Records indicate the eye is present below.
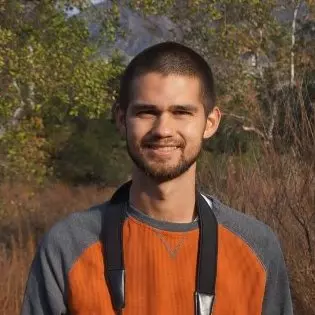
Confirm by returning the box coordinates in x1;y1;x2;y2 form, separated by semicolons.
174;110;192;116
136;110;157;117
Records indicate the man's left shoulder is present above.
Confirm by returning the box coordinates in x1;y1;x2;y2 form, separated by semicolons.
202;194;284;269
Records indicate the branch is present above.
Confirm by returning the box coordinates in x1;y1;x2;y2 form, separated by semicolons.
222;112;267;140
222;111;254;124
242;125;267;140
291;205;314;261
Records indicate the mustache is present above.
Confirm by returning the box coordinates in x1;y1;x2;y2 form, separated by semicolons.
141;136;184;148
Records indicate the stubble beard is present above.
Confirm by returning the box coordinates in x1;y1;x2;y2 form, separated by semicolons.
126;138;202;183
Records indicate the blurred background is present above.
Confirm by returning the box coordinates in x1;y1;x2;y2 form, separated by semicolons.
0;0;314;314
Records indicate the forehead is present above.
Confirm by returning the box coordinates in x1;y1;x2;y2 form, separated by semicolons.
131;73;202;107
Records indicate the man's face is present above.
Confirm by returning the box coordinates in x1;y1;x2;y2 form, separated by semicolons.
120;73;217;182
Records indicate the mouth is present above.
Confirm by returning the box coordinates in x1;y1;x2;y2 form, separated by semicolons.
144;144;181;155
151;147;179;153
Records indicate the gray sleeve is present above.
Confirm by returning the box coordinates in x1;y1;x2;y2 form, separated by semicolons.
21;235;68;315
208;196;294;314
20;207;103;315
262;237;293;315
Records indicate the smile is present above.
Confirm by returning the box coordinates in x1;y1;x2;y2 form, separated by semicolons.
150;146;179;152
145;145;180;155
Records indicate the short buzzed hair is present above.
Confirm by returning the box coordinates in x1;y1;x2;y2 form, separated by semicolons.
118;41;216;114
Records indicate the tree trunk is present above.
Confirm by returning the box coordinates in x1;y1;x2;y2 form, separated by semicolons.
291;0;302;87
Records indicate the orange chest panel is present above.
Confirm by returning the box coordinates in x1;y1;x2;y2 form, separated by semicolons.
68;219;266;315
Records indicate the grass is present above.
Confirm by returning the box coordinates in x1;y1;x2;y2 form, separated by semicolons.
198;149;315;314
0;150;314;314
0;182;115;315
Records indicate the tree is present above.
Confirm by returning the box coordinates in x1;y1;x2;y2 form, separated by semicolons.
0;0;124;181
127;0;314;151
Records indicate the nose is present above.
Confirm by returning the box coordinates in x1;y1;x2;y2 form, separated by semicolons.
151;113;173;138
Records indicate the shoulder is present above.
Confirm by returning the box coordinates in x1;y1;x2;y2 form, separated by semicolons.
203;194;284;271
37;202;108;271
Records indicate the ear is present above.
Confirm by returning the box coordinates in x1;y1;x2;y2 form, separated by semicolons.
203;106;221;139
114;104;127;138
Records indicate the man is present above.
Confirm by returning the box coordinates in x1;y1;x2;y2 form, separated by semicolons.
22;42;293;315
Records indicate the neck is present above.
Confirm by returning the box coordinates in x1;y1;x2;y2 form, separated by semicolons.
129;165;197;223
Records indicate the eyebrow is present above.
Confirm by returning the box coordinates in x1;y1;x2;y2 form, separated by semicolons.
130;103;157;112
169;105;198;113
130;103;198;113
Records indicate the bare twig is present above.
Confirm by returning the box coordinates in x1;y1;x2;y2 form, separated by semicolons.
222;111;267;140
242;125;267;139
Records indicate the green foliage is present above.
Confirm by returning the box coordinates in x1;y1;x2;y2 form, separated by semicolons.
52;117;131;185
128;0;176;15
0;0;124;182
0;0;314;183
0;118;50;183
100;3;124;43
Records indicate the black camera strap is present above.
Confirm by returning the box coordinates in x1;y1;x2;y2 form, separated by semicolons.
101;181;218;315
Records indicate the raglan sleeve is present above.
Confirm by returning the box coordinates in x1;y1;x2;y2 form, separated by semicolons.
262;232;293;315
21;231;68;315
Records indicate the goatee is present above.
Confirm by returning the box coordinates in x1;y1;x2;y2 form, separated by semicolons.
126;140;201;183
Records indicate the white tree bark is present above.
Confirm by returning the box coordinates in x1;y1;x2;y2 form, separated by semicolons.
27;45;35;111
223;112;267;140
12;80;26;125
267;99;277;141
291;0;302;87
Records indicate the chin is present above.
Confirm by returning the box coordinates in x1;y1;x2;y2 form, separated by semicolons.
142;162;195;182
129;146;199;182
